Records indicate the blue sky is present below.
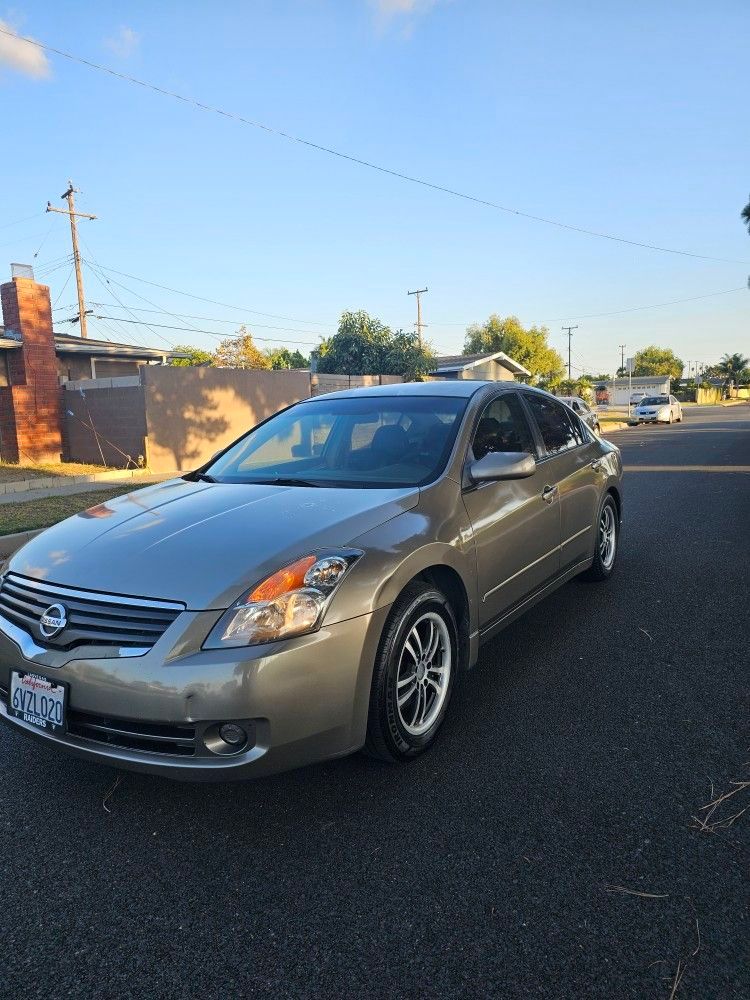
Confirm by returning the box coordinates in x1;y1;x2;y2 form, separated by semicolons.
1;0;748;375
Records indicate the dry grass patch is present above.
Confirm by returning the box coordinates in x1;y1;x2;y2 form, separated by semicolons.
0;486;134;536
0;461;108;485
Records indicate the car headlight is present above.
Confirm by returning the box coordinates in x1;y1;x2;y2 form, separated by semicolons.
203;550;362;648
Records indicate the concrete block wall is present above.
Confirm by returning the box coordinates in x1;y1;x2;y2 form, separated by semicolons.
62;380;147;468
62;369;406;472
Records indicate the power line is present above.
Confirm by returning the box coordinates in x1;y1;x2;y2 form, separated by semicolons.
540;286;748;322
83;260;333;326
0;212;42;232
52;267;75;309
86;261;206;337
1;24;747;266
426;285;748;328
91;314;320;346
83;259;176;350
74;301;334;336
0;231;49;250
36;253;74;273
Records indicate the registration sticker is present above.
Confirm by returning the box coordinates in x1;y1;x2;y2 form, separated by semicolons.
8;671;67;735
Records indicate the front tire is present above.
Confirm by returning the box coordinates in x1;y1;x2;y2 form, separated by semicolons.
365;582;458;762
581;494;619;582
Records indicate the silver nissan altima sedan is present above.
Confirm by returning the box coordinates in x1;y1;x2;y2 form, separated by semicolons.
0;381;622;780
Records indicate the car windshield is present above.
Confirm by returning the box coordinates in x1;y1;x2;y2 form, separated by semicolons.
640;396;669;405
202;395;468;488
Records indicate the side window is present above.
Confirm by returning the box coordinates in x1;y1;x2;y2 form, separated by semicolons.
570;400;581;412
523;394;584;455
578;398;590;413
471;394;536;460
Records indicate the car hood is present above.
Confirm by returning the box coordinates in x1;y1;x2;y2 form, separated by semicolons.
9;479;419;610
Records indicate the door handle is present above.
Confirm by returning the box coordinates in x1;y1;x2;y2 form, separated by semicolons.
541;485;557;504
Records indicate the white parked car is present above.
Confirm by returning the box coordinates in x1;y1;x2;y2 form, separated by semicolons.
558;396;601;434
632;395;683;424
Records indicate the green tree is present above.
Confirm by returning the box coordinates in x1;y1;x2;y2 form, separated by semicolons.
464;315;565;384
632;345;684;379
213;326;271;369
266;347;309;369
716;352;750;384
169;344;214;367
742;195;750;234
555;376;594;403
315;310;435;381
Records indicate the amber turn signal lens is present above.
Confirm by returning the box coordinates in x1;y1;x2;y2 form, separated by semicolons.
247;555;317;603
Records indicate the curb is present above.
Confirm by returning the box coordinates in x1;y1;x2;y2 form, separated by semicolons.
0;469;179;497
0;528;42;557
599;422;630;434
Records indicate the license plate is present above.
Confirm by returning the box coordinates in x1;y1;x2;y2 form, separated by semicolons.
8;671;67;734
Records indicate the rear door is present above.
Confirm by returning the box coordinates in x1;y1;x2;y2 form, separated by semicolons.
520;392;601;572
462;391;561;628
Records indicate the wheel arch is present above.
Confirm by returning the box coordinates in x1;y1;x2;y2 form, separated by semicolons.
606;484;622;522
412;564;472;671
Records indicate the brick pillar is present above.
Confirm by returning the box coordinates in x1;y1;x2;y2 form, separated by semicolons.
0;276;62;463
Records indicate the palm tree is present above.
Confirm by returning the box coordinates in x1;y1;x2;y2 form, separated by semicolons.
717;352;750;385
743;196;750;234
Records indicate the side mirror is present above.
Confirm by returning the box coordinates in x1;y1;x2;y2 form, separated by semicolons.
470;451;536;483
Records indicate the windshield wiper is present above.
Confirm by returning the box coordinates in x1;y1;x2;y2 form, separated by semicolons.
254;477;321;488
193;472;217;483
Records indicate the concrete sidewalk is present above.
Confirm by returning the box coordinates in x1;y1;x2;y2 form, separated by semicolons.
0;466;179;498
0;472;175;505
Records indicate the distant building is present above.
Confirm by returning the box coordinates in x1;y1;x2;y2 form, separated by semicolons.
595;375;670;407
429;351;530;381
0;327;183;385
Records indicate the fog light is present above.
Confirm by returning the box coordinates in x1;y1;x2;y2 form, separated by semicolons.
219;723;246;747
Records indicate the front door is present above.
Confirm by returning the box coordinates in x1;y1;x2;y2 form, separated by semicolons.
520;392;601;571
462;392;561;629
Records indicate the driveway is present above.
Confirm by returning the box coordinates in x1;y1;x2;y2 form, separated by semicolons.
1;405;747;999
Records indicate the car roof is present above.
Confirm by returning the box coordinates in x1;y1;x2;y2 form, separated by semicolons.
307;379;531;402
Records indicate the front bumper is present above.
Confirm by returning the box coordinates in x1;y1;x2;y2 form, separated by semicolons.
0;606;389;781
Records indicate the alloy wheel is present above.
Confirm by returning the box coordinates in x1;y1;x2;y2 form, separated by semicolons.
395;612;452;736
599;503;617;571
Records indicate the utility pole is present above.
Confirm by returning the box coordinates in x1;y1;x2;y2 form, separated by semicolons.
562;325;578;381
619;344;626;375
46;181;96;338
408;287;428;346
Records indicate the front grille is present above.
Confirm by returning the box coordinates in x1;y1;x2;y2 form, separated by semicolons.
67;709;196;756
0;573;184;651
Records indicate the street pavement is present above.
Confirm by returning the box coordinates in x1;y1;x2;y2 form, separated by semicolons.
1;405;747;999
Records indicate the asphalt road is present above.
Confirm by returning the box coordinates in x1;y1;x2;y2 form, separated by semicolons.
1;405;748;999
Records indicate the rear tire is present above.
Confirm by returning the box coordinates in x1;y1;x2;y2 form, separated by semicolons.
364;582;458;763
581;495;619;582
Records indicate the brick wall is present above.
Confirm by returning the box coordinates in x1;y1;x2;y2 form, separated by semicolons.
0;276;63;463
